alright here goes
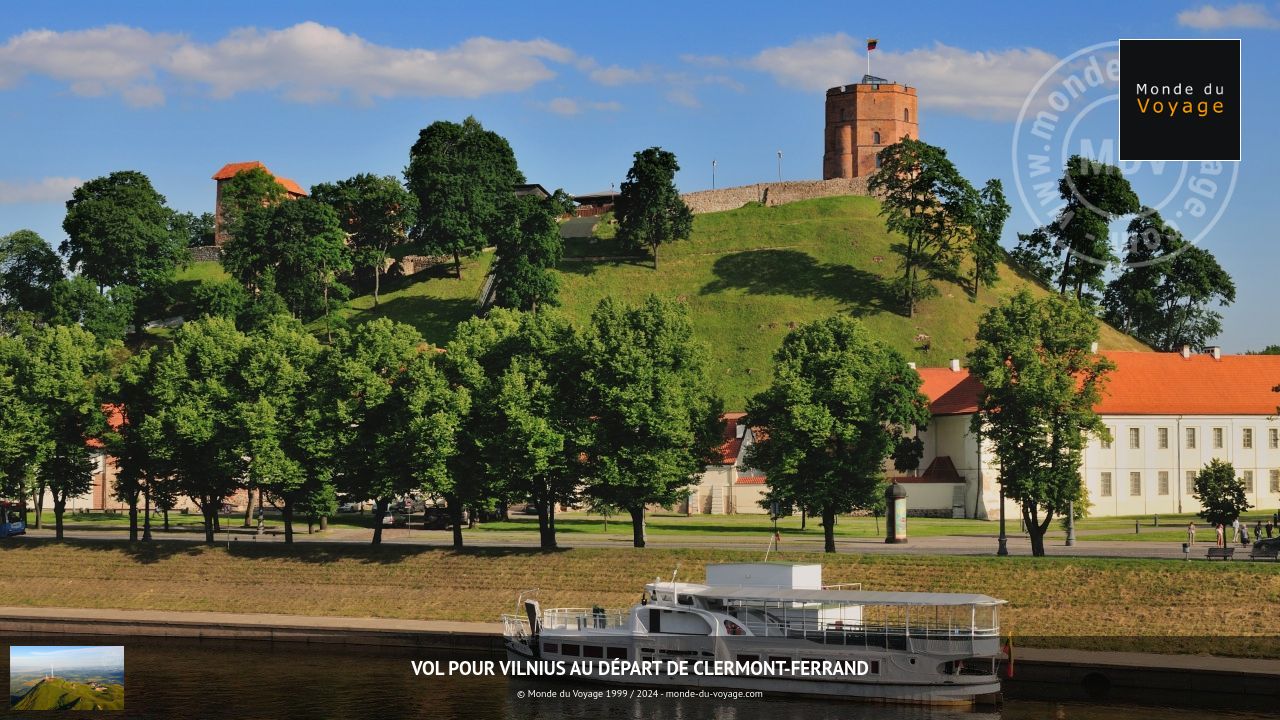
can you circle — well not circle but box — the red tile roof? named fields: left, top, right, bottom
left=914, top=351, right=1280, bottom=417
left=735, top=475, right=766, bottom=485
left=86, top=404, right=125, bottom=450
left=893, top=456, right=964, bottom=484
left=718, top=412, right=747, bottom=464
left=212, top=161, right=307, bottom=197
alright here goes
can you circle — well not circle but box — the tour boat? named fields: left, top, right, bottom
left=501, top=562, right=1006, bottom=705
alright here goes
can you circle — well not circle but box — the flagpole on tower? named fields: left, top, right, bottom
left=866, top=38, right=878, bottom=79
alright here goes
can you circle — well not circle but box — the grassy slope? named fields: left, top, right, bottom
left=557, top=197, right=1146, bottom=409
left=11, top=678, right=123, bottom=711
left=1, top=542, right=1276, bottom=655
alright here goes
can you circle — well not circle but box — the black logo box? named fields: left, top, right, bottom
left=1119, top=39, right=1240, bottom=162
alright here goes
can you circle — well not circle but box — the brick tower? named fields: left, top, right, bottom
left=823, top=75, right=919, bottom=179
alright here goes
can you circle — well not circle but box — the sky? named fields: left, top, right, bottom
left=1, top=1, right=1276, bottom=350
left=9, top=646, right=124, bottom=672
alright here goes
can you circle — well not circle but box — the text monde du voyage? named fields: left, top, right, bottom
left=1133, top=82, right=1228, bottom=118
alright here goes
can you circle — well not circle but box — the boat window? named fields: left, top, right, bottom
left=724, top=619, right=746, bottom=635
left=677, top=595, right=695, bottom=606
left=583, top=645, right=604, bottom=659
left=869, top=660, right=880, bottom=675
left=561, top=643, right=581, bottom=657
left=541, top=642, right=559, bottom=654
left=606, top=647, right=628, bottom=660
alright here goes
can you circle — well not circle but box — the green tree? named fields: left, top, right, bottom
left=217, top=166, right=288, bottom=245
left=406, top=116, right=524, bottom=279
left=745, top=316, right=930, bottom=553
left=868, top=139, right=976, bottom=316
left=223, top=198, right=352, bottom=330
left=49, top=277, right=136, bottom=341
left=1102, top=211, right=1235, bottom=351
left=1193, top=459, right=1250, bottom=528
left=16, top=325, right=111, bottom=539
left=188, top=278, right=251, bottom=323
left=1248, top=345, right=1280, bottom=355
left=0, top=230, right=64, bottom=319
left=614, top=147, right=693, bottom=270
left=971, top=179, right=1011, bottom=300
left=491, top=194, right=564, bottom=310
left=105, top=348, right=170, bottom=542
left=60, top=171, right=188, bottom=335
left=445, top=309, right=585, bottom=549
left=0, top=333, right=46, bottom=525
left=581, top=296, right=722, bottom=547
left=968, top=290, right=1113, bottom=556
left=311, top=174, right=418, bottom=307
left=322, top=318, right=430, bottom=544
left=171, top=211, right=216, bottom=248
left=236, top=315, right=328, bottom=543
left=147, top=317, right=251, bottom=543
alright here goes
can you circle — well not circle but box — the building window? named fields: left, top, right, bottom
left=1129, top=471, right=1142, bottom=496
left=1243, top=470, right=1254, bottom=493
left=1102, top=429, right=1113, bottom=450
left=1213, top=427, right=1224, bottom=449
left=1271, top=428, right=1279, bottom=449
left=904, top=108, right=909, bottom=122
left=1243, top=428, right=1253, bottom=449
left=1158, top=471, right=1169, bottom=495
left=1129, top=428, right=1141, bottom=449
left=873, top=130, right=881, bottom=144
left=1271, top=469, right=1280, bottom=494
left=1100, top=472, right=1112, bottom=497
left=1187, top=470, right=1197, bottom=491
left=1158, top=427, right=1169, bottom=449
left=1186, top=427, right=1197, bottom=449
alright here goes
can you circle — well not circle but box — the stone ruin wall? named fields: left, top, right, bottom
left=680, top=177, right=872, bottom=215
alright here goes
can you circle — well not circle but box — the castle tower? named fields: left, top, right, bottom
left=823, top=75, right=919, bottom=179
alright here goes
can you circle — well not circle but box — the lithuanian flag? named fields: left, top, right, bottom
left=867, top=38, right=878, bottom=52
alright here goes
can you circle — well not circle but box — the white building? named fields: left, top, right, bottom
left=694, top=349, right=1280, bottom=519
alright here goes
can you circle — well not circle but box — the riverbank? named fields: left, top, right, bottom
left=2, top=540, right=1278, bottom=656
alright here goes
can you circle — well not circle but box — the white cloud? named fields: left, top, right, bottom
left=679, top=53, right=731, bottom=68
left=0, top=22, right=578, bottom=105
left=537, top=97, right=622, bottom=116
left=1177, top=3, right=1280, bottom=28
left=747, top=34, right=1059, bottom=121
left=0, top=176, right=83, bottom=205
left=665, top=87, right=700, bottom=108
left=588, top=64, right=652, bottom=86
left=0, top=25, right=181, bottom=106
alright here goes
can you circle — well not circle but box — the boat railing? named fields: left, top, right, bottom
left=541, top=607, right=630, bottom=631
left=502, top=614, right=532, bottom=643
left=739, top=616, right=999, bottom=646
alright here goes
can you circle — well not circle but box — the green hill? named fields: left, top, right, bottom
left=177, top=195, right=1147, bottom=409
left=11, top=677, right=124, bottom=711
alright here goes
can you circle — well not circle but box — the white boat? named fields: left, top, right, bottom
left=502, top=562, right=1006, bottom=706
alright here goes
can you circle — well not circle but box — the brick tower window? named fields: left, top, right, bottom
left=873, top=131, right=881, bottom=144
left=904, top=108, right=909, bottom=122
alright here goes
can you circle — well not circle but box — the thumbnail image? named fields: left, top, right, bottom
left=9, top=646, right=124, bottom=711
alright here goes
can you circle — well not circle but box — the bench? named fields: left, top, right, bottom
left=1249, top=545, right=1279, bottom=561
left=1206, top=547, right=1235, bottom=560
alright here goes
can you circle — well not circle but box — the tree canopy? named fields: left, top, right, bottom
left=0, top=229, right=63, bottom=320
left=614, top=147, right=693, bottom=270
left=968, top=290, right=1113, bottom=556
left=491, top=193, right=564, bottom=311
left=405, top=116, right=524, bottom=279
left=311, top=173, right=418, bottom=307
left=746, top=316, right=930, bottom=552
left=1193, top=459, right=1250, bottom=528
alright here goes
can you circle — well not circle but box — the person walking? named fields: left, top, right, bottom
left=1240, top=523, right=1250, bottom=546
left=1187, top=522, right=1196, bottom=546
left=1255, top=520, right=1263, bottom=543
left=1216, top=523, right=1225, bottom=548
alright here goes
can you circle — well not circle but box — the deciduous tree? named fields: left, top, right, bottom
left=968, top=290, right=1113, bottom=556
left=971, top=179, right=1011, bottom=300
left=311, top=174, right=418, bottom=307
left=1193, top=459, right=1250, bottom=528
left=614, top=147, right=693, bottom=270
left=491, top=194, right=564, bottom=310
left=746, top=316, right=930, bottom=552
left=0, top=230, right=63, bottom=320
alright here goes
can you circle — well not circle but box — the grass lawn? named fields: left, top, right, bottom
left=475, top=512, right=997, bottom=538
left=1, top=542, right=1276, bottom=656
left=552, top=197, right=1147, bottom=408
left=168, top=260, right=231, bottom=317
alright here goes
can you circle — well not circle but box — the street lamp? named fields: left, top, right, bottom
left=997, top=479, right=1008, bottom=556
left=776, top=150, right=783, bottom=181
left=1066, top=500, right=1076, bottom=546
left=712, top=159, right=717, bottom=189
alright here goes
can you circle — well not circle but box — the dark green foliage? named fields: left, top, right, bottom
left=968, top=290, right=1113, bottom=556
left=0, top=229, right=63, bottom=319
left=217, top=166, right=287, bottom=244
left=868, top=139, right=977, bottom=316
left=972, top=179, right=1010, bottom=299
left=580, top=295, right=723, bottom=547
left=188, top=278, right=250, bottom=323
left=614, top=147, right=693, bottom=270
left=60, top=171, right=188, bottom=334
left=492, top=194, right=564, bottom=310
left=311, top=173, right=418, bottom=306
left=745, top=316, right=930, bottom=552
left=171, top=210, right=216, bottom=248
left=1193, top=459, right=1251, bottom=528
left=406, top=116, right=524, bottom=279
left=1102, top=210, right=1235, bottom=351
left=222, top=198, right=352, bottom=325
left=49, top=277, right=135, bottom=341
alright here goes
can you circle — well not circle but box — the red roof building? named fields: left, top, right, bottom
left=212, top=161, right=308, bottom=246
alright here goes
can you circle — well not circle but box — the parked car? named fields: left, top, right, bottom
left=1250, top=536, right=1280, bottom=560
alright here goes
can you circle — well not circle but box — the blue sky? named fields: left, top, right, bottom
left=9, top=646, right=123, bottom=672
left=1, top=1, right=1276, bottom=350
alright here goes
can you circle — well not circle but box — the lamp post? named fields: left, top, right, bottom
left=712, top=159, right=717, bottom=189
left=997, top=480, right=1008, bottom=556
left=1066, top=500, right=1076, bottom=546
left=776, top=150, right=783, bottom=181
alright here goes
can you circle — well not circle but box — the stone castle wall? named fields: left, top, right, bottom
left=681, top=177, right=871, bottom=215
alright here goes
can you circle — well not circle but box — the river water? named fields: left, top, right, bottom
left=4, top=636, right=1272, bottom=720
